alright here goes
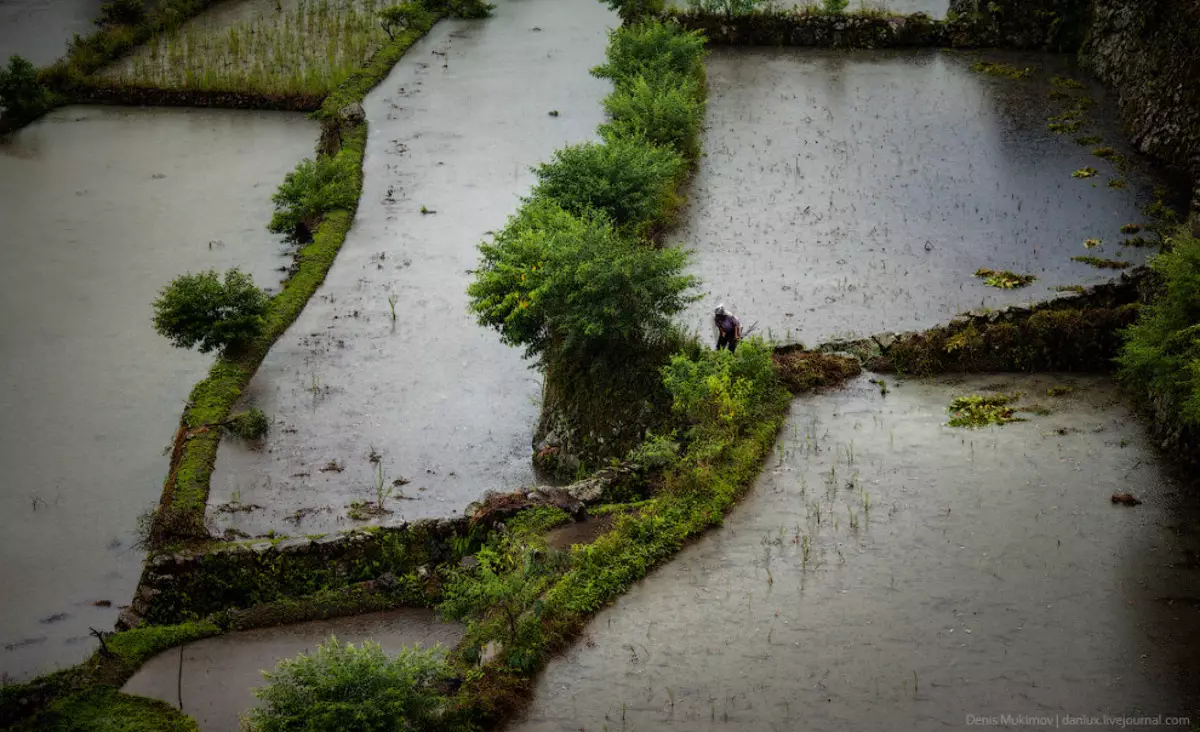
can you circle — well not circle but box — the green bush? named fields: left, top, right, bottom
left=591, top=21, right=706, bottom=89
left=269, top=154, right=360, bottom=242
left=97, top=0, right=147, bottom=26
left=661, top=338, right=780, bottom=441
left=152, top=268, right=269, bottom=354
left=0, top=55, right=50, bottom=125
left=244, top=638, right=448, bottom=732
left=596, top=0, right=665, bottom=24
left=422, top=0, right=494, bottom=18
left=600, top=74, right=705, bottom=160
left=1118, top=227, right=1200, bottom=424
left=227, top=407, right=270, bottom=439
left=531, top=137, right=685, bottom=236
left=468, top=200, right=697, bottom=361
left=378, top=2, right=432, bottom=39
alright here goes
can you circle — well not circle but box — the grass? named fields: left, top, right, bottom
left=1072, top=255, right=1131, bottom=269
left=946, top=394, right=1023, bottom=428
left=974, top=268, right=1035, bottom=289
left=971, top=61, right=1033, bottom=79
left=100, top=0, right=393, bottom=99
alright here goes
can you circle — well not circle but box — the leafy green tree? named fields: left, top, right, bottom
left=1118, top=228, right=1200, bottom=423
left=531, top=137, right=685, bottom=235
left=600, top=74, right=705, bottom=160
left=0, top=55, right=50, bottom=124
left=269, top=155, right=359, bottom=241
left=244, top=638, right=447, bottom=732
left=596, top=0, right=665, bottom=23
left=378, top=2, right=431, bottom=39
left=591, top=21, right=706, bottom=87
left=467, top=200, right=697, bottom=361
left=152, top=269, right=269, bottom=354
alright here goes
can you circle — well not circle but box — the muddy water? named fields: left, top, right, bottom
left=678, top=49, right=1159, bottom=347
left=123, top=609, right=463, bottom=731
left=0, top=0, right=104, bottom=67
left=206, top=0, right=616, bottom=538
left=515, top=375, right=1200, bottom=730
left=0, top=106, right=317, bottom=681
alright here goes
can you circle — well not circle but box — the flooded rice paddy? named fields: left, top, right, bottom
left=0, top=106, right=317, bottom=681
left=123, top=608, right=463, bottom=731
left=206, top=0, right=616, bottom=538
left=0, top=0, right=103, bottom=66
left=515, top=374, right=1200, bottom=731
left=677, top=48, right=1160, bottom=346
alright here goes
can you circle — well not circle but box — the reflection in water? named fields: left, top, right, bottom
left=515, top=375, right=1200, bottom=730
left=0, top=106, right=317, bottom=681
left=677, top=48, right=1159, bottom=347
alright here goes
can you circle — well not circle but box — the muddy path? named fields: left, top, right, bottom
left=676, top=48, right=1159, bottom=347
left=206, top=0, right=616, bottom=539
left=514, top=374, right=1200, bottom=730
left=0, top=106, right=317, bottom=681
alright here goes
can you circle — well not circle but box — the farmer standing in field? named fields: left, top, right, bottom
left=714, top=304, right=741, bottom=353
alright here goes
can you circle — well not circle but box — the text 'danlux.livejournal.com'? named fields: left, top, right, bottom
left=966, top=713, right=1193, bottom=728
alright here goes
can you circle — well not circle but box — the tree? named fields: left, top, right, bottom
left=244, top=638, right=447, bottom=732
left=152, top=269, right=269, bottom=354
left=378, top=2, right=431, bottom=40
left=269, top=155, right=359, bottom=242
left=467, top=200, right=697, bottom=362
left=0, top=55, right=49, bottom=124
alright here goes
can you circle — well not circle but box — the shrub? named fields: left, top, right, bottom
left=152, top=269, right=269, bottom=354
left=422, top=0, right=494, bottom=18
left=0, top=55, right=50, bottom=123
left=661, top=338, right=780, bottom=441
left=269, top=154, right=360, bottom=242
left=591, top=21, right=707, bottom=90
left=227, top=407, right=269, bottom=439
left=600, top=74, right=705, bottom=160
left=96, top=0, right=146, bottom=26
left=378, top=2, right=432, bottom=39
left=531, top=137, right=685, bottom=235
left=596, top=0, right=665, bottom=24
left=468, top=200, right=697, bottom=361
left=1118, top=227, right=1200, bottom=424
left=243, top=638, right=447, bottom=732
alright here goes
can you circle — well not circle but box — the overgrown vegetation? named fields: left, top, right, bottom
left=152, top=269, right=270, bottom=354
left=0, top=55, right=52, bottom=129
left=974, top=268, right=1035, bottom=289
left=244, top=639, right=449, bottom=732
left=971, top=60, right=1033, bottom=79
left=1072, top=255, right=1130, bottom=269
left=1118, top=227, right=1200, bottom=425
left=269, top=153, right=362, bottom=241
left=946, top=393, right=1022, bottom=428
left=16, top=688, right=198, bottom=732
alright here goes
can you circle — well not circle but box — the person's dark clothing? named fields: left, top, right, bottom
left=715, top=313, right=740, bottom=352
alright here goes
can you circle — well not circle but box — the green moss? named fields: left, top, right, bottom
left=19, top=689, right=198, bottom=732
left=105, top=620, right=222, bottom=666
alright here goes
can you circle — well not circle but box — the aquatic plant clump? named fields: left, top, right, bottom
left=1072, top=166, right=1098, bottom=178
left=1072, top=255, right=1130, bottom=269
left=974, top=268, right=1036, bottom=289
left=971, top=61, right=1034, bottom=80
left=946, top=394, right=1023, bottom=428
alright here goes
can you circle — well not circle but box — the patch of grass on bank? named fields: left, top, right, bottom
left=14, top=689, right=198, bottom=732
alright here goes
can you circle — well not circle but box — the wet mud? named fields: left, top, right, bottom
left=513, top=374, right=1200, bottom=730
left=206, top=0, right=616, bottom=538
left=0, top=0, right=104, bottom=67
left=0, top=106, right=317, bottom=681
left=122, top=608, right=463, bottom=731
left=677, top=48, right=1160, bottom=346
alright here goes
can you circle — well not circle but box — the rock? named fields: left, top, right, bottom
left=459, top=555, right=480, bottom=571
left=116, top=607, right=143, bottom=631
left=338, top=102, right=365, bottom=123
left=248, top=541, right=273, bottom=553
left=276, top=537, right=311, bottom=554
left=873, top=332, right=898, bottom=350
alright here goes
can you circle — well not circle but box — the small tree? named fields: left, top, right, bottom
left=378, top=2, right=431, bottom=40
left=600, top=74, right=706, bottom=160
left=467, top=200, right=697, bottom=362
left=244, top=638, right=447, bottom=732
left=0, top=55, right=49, bottom=123
left=152, top=269, right=269, bottom=354
left=269, top=154, right=359, bottom=242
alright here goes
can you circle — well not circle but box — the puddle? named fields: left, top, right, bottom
left=0, top=106, right=318, bottom=681
left=546, top=514, right=615, bottom=552
left=676, top=48, right=1161, bottom=347
left=514, top=374, right=1200, bottom=730
left=0, top=0, right=104, bottom=66
left=206, top=0, right=616, bottom=538
left=122, top=608, right=463, bottom=731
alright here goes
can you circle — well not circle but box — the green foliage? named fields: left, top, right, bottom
left=971, top=61, right=1033, bottom=79
left=660, top=339, right=782, bottom=447
left=227, top=407, right=270, bottom=439
left=25, top=689, right=198, bottom=732
left=152, top=269, right=269, bottom=354
left=974, top=268, right=1036, bottom=289
left=596, top=0, right=665, bottom=24
left=686, top=0, right=762, bottom=17
left=0, top=55, right=50, bottom=125
left=821, top=0, right=849, bottom=13
left=531, top=137, right=685, bottom=235
left=269, top=154, right=361, bottom=241
left=591, top=22, right=706, bottom=90
left=378, top=2, right=433, bottom=40
left=600, top=74, right=705, bottom=160
left=1072, top=255, right=1130, bottom=269
left=244, top=638, right=448, bottom=732
left=467, top=200, right=697, bottom=361
left=440, top=548, right=559, bottom=653
left=1119, top=228, right=1200, bottom=424
left=946, top=394, right=1022, bottom=428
